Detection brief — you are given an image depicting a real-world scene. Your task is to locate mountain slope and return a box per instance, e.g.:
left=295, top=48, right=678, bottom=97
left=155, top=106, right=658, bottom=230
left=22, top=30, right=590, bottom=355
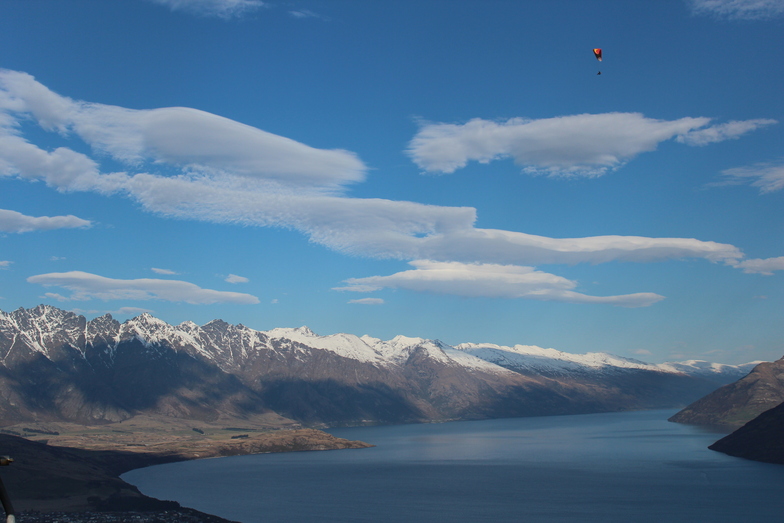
left=0, top=305, right=759, bottom=428
left=0, top=305, right=291, bottom=427
left=669, top=357, right=784, bottom=429
left=708, top=401, right=784, bottom=464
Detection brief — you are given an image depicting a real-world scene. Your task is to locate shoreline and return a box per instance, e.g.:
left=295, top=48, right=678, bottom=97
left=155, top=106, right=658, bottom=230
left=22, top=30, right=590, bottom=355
left=0, top=427, right=372, bottom=522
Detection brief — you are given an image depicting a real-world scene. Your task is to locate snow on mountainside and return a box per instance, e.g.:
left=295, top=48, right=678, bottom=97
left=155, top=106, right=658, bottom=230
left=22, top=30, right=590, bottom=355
left=454, top=342, right=760, bottom=380
left=0, top=305, right=765, bottom=427
left=0, top=305, right=756, bottom=381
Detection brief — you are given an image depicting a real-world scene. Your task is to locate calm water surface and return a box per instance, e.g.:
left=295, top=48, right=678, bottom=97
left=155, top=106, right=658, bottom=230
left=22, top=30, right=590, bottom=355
left=123, top=410, right=784, bottom=522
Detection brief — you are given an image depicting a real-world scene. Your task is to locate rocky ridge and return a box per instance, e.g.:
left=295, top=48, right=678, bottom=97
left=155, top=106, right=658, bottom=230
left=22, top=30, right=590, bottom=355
left=0, top=305, right=760, bottom=428
left=668, top=356, right=784, bottom=429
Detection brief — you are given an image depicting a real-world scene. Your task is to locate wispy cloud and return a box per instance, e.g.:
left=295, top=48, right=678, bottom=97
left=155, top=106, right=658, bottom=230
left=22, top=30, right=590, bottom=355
left=146, top=0, right=266, bottom=19
left=676, top=119, right=776, bottom=146
left=150, top=267, right=177, bottom=276
left=289, top=9, right=328, bottom=20
left=0, top=261, right=11, bottom=269
left=151, top=267, right=178, bottom=275
left=716, top=160, right=784, bottom=193
left=348, top=297, right=384, bottom=305
left=336, top=260, right=665, bottom=307
left=688, top=0, right=784, bottom=20
left=225, top=273, right=249, bottom=283
left=0, top=208, right=92, bottom=233
left=28, top=271, right=260, bottom=304
left=407, top=114, right=775, bottom=177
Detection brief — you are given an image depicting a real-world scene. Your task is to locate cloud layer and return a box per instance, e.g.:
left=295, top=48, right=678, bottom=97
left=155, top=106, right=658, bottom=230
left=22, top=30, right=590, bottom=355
left=28, top=271, right=260, bottom=304
left=407, top=114, right=775, bottom=177
left=1, top=68, right=775, bottom=305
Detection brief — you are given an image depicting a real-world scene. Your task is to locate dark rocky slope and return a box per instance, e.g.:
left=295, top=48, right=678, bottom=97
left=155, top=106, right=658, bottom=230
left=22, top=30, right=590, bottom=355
left=709, top=401, right=784, bottom=465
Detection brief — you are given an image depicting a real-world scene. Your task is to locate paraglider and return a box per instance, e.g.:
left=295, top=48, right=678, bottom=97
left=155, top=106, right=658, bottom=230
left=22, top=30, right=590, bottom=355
left=593, top=48, right=602, bottom=75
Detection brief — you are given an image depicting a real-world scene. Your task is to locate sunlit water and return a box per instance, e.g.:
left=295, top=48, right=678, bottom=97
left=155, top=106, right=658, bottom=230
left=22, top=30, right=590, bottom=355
left=122, top=410, right=784, bottom=522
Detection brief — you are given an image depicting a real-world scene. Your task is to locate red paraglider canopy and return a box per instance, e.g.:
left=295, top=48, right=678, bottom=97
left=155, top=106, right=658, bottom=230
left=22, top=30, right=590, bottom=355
left=593, top=48, right=602, bottom=61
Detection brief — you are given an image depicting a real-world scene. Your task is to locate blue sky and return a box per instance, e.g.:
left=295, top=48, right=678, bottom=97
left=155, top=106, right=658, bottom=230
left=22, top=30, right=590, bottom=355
left=1, top=0, right=783, bottom=364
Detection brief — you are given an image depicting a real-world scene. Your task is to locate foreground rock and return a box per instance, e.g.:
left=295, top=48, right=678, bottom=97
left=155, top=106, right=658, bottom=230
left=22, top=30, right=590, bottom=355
left=669, top=357, right=784, bottom=430
left=708, top=401, right=784, bottom=465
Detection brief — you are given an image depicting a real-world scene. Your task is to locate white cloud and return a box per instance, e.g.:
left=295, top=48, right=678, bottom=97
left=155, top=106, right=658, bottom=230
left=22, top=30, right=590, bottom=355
left=0, top=69, right=771, bottom=304
left=0, top=208, right=92, bottom=233
left=676, top=119, right=776, bottom=146
left=727, top=256, right=784, bottom=275
left=689, top=0, right=784, bottom=19
left=147, top=0, right=266, bottom=18
left=718, top=160, right=784, bottom=193
left=348, top=297, right=384, bottom=305
left=225, top=273, right=249, bottom=283
left=43, top=292, right=69, bottom=301
left=28, top=271, right=260, bottom=304
left=289, top=9, right=327, bottom=20
left=0, top=261, right=11, bottom=269
left=0, top=70, right=367, bottom=191
left=151, top=267, right=178, bottom=275
left=407, top=113, right=774, bottom=177
left=335, top=260, right=665, bottom=308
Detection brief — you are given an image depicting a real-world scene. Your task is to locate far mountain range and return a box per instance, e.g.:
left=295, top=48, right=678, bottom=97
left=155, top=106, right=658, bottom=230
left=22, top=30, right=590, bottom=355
left=0, top=305, right=762, bottom=429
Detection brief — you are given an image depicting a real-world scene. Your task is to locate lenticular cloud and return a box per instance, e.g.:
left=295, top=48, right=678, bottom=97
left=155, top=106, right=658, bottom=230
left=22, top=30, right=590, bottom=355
left=0, top=69, right=367, bottom=190
left=27, top=271, right=260, bottom=304
left=0, top=68, right=769, bottom=304
left=0, top=209, right=92, bottom=233
left=335, top=260, right=665, bottom=307
left=407, top=113, right=774, bottom=177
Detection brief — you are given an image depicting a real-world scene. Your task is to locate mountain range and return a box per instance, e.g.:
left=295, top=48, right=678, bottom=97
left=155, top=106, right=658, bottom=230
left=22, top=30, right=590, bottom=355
left=0, top=305, right=760, bottom=429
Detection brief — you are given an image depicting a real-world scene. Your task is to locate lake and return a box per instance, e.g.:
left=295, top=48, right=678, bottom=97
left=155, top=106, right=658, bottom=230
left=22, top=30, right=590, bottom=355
left=122, top=410, right=784, bottom=522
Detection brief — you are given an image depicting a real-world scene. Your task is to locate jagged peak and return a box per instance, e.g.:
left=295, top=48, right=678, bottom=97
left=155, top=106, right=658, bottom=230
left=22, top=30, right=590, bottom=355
left=128, top=312, right=167, bottom=325
left=87, top=313, right=120, bottom=329
left=295, top=326, right=315, bottom=336
left=203, top=319, right=231, bottom=329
